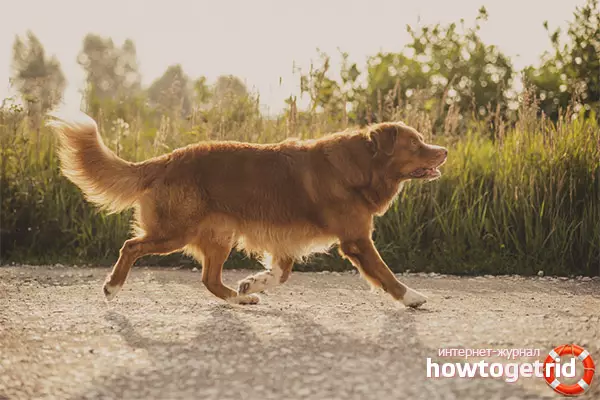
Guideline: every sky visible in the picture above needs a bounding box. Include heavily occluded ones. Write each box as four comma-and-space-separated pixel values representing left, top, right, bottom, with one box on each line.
0, 0, 584, 114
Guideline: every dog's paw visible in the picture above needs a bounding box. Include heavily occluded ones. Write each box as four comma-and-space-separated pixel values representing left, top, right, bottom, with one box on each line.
402, 287, 427, 308
103, 281, 121, 301
228, 293, 260, 305
237, 277, 256, 295
237, 272, 273, 295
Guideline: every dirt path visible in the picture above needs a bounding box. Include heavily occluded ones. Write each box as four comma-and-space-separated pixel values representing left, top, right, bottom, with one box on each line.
1, 265, 599, 400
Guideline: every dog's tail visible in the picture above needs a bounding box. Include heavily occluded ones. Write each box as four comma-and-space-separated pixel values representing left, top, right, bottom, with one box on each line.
46, 110, 150, 213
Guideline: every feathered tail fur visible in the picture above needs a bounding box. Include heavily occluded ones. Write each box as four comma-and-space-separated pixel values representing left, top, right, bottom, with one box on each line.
46, 110, 147, 213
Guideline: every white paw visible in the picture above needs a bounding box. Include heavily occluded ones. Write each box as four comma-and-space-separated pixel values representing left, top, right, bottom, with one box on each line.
227, 294, 260, 305
103, 282, 121, 301
402, 287, 427, 308
237, 272, 274, 295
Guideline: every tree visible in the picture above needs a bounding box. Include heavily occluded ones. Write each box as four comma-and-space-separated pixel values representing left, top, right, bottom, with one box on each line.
212, 75, 256, 124
300, 52, 346, 119
297, 9, 514, 128
212, 75, 249, 107
11, 31, 66, 120
78, 34, 141, 104
363, 8, 513, 124
147, 64, 192, 117
193, 76, 212, 107
201, 75, 258, 137
525, 0, 599, 119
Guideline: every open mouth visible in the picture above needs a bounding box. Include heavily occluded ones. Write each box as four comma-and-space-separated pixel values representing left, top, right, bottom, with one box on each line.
409, 152, 447, 181
409, 157, 446, 180
409, 167, 441, 180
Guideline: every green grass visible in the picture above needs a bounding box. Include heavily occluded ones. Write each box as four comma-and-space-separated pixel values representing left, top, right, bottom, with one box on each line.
374, 114, 600, 276
1, 97, 599, 276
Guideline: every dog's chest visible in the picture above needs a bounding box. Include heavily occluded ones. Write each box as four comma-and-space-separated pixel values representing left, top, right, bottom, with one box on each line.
236, 223, 337, 259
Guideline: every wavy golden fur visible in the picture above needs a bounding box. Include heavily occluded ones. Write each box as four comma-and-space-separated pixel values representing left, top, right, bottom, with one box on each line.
47, 111, 447, 307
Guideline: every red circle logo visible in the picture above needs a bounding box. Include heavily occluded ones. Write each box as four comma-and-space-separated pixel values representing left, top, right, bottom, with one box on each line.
543, 344, 595, 396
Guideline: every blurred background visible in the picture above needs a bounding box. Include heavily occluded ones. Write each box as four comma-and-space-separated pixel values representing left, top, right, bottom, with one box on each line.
0, 0, 598, 276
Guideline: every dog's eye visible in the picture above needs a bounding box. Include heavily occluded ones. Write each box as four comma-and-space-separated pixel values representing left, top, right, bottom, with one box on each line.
411, 139, 418, 148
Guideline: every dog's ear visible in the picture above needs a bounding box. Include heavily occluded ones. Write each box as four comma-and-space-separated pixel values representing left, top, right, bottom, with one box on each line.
369, 124, 398, 157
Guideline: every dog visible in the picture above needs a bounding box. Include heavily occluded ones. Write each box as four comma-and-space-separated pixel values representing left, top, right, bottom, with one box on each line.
47, 111, 447, 307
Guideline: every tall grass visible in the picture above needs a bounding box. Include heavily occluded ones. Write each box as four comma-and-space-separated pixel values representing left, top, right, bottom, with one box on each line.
375, 114, 600, 276
1, 90, 599, 275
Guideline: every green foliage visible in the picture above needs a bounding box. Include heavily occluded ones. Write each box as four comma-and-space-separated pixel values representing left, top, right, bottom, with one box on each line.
300, 2, 598, 127
299, 9, 514, 128
78, 34, 142, 117
524, 0, 600, 120
147, 64, 192, 117
375, 113, 600, 276
193, 76, 212, 106
207, 75, 259, 138
213, 75, 249, 104
10, 31, 65, 122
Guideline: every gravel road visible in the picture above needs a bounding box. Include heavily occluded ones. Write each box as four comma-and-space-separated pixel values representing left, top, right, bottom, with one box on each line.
1, 265, 599, 400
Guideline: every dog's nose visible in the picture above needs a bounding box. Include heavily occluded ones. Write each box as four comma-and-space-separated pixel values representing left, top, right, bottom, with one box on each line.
439, 148, 448, 157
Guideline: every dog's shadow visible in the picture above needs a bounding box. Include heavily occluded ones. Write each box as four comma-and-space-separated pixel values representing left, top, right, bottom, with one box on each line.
77, 302, 548, 400
77, 305, 424, 399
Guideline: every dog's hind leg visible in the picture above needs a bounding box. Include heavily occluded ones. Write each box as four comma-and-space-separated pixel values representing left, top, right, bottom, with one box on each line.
103, 236, 187, 301
237, 254, 294, 295
186, 234, 260, 305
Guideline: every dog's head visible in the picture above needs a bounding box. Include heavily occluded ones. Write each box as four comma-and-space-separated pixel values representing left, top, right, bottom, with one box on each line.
368, 122, 448, 182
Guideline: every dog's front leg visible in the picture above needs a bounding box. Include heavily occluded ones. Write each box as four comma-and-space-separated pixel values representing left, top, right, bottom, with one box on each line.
339, 238, 427, 308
